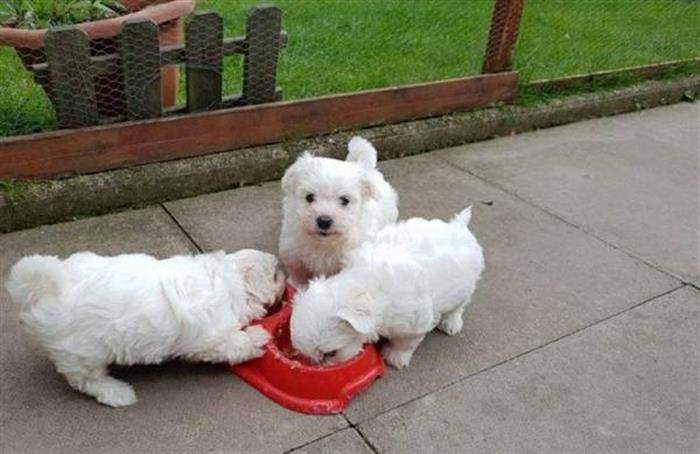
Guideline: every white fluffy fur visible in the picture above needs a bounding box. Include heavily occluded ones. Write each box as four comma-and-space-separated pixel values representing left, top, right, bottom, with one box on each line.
290, 207, 484, 369
4, 249, 285, 407
279, 136, 398, 287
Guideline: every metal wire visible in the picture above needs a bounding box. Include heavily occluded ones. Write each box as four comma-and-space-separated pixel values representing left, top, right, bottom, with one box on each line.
514, 0, 700, 82
0, 0, 697, 137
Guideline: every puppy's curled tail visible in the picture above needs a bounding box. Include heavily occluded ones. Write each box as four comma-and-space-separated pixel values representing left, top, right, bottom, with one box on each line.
5, 255, 64, 308
451, 206, 473, 228
346, 136, 378, 169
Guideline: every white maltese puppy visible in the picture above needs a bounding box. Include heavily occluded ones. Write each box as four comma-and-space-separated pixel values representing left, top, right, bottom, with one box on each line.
5, 249, 285, 407
290, 207, 484, 369
279, 136, 398, 287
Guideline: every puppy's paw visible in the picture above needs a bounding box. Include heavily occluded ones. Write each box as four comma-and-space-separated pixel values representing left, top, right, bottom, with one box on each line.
381, 346, 413, 370
95, 380, 137, 407
438, 314, 463, 336
245, 325, 271, 349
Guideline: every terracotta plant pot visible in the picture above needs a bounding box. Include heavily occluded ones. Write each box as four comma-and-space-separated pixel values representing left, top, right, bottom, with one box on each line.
0, 0, 195, 114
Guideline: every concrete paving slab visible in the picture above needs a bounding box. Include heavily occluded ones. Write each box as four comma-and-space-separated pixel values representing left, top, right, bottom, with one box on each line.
164, 182, 282, 254
4, 103, 691, 452
162, 154, 680, 424
0, 208, 345, 453
359, 286, 700, 453
0, 207, 198, 263
342, 155, 680, 422
292, 428, 374, 454
436, 102, 700, 284
0, 207, 197, 336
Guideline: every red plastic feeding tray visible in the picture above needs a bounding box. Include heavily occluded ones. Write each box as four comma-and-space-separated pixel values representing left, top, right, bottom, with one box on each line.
230, 286, 384, 414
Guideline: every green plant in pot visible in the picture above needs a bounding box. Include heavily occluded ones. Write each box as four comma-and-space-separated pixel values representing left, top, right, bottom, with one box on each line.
0, 0, 195, 119
0, 1, 127, 29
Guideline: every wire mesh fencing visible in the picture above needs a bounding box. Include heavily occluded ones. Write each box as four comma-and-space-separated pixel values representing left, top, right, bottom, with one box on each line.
0, 0, 698, 138
514, 0, 699, 82
210, 0, 492, 100
0, 0, 286, 135
0, 0, 195, 135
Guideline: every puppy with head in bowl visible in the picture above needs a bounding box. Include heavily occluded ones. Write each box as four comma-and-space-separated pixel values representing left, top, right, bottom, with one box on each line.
5, 249, 285, 407
279, 136, 398, 288
290, 207, 484, 369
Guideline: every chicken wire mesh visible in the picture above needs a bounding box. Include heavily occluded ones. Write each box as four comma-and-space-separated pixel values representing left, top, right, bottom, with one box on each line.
211, 0, 492, 100
514, 0, 699, 82
0, 0, 195, 134
0, 0, 698, 138
0, 0, 285, 135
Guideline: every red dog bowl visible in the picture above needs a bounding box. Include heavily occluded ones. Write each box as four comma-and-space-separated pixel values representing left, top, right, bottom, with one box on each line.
229, 287, 384, 414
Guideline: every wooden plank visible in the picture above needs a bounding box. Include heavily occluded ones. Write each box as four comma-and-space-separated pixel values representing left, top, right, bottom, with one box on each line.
186, 11, 224, 112
242, 5, 283, 104
33, 33, 276, 85
0, 72, 518, 179
34, 35, 251, 84
120, 18, 163, 121
160, 45, 187, 66
44, 27, 99, 128
163, 87, 283, 115
222, 37, 247, 56
526, 58, 700, 93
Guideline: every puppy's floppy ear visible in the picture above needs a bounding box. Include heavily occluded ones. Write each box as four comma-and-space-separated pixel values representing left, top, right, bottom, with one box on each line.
346, 136, 378, 169
360, 171, 379, 201
282, 151, 314, 194
337, 296, 378, 335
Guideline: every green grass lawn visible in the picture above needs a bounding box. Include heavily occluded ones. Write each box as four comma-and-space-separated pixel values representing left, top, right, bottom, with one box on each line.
1, 0, 698, 137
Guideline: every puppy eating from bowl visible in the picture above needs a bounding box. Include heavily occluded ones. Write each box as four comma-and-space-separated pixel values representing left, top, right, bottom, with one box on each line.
290, 207, 484, 369
5, 249, 285, 407
279, 136, 399, 287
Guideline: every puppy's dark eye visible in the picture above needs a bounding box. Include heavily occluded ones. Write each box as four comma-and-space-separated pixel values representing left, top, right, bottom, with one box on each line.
339, 196, 350, 206
306, 193, 315, 204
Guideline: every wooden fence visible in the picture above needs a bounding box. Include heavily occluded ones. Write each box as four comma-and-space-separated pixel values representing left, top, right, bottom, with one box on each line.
0, 1, 524, 179
31, 6, 287, 129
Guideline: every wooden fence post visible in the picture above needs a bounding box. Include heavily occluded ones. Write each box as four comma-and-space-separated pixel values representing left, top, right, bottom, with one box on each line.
44, 27, 99, 128
242, 5, 282, 104
482, 0, 525, 73
186, 11, 224, 112
121, 18, 163, 120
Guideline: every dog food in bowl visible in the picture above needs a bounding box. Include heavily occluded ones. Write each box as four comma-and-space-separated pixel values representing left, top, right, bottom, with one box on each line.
270, 318, 317, 367
229, 286, 384, 414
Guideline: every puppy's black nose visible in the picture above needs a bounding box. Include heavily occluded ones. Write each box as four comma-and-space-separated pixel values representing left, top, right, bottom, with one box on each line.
316, 216, 333, 230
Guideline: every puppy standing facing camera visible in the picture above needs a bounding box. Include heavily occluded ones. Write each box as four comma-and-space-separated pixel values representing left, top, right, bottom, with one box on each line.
5, 249, 285, 407
279, 136, 399, 287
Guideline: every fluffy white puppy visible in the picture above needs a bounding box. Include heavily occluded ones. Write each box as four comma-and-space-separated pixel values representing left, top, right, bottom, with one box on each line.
290, 207, 484, 369
5, 249, 285, 407
279, 136, 398, 287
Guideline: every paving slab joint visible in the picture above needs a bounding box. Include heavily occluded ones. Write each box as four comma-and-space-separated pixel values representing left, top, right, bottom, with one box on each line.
341, 413, 381, 454
160, 203, 204, 253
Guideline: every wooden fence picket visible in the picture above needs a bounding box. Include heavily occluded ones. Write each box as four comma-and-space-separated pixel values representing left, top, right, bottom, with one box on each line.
121, 18, 163, 120
186, 11, 224, 112
242, 5, 283, 104
44, 27, 99, 128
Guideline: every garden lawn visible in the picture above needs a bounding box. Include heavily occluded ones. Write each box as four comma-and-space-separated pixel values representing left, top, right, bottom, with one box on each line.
1, 0, 698, 136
